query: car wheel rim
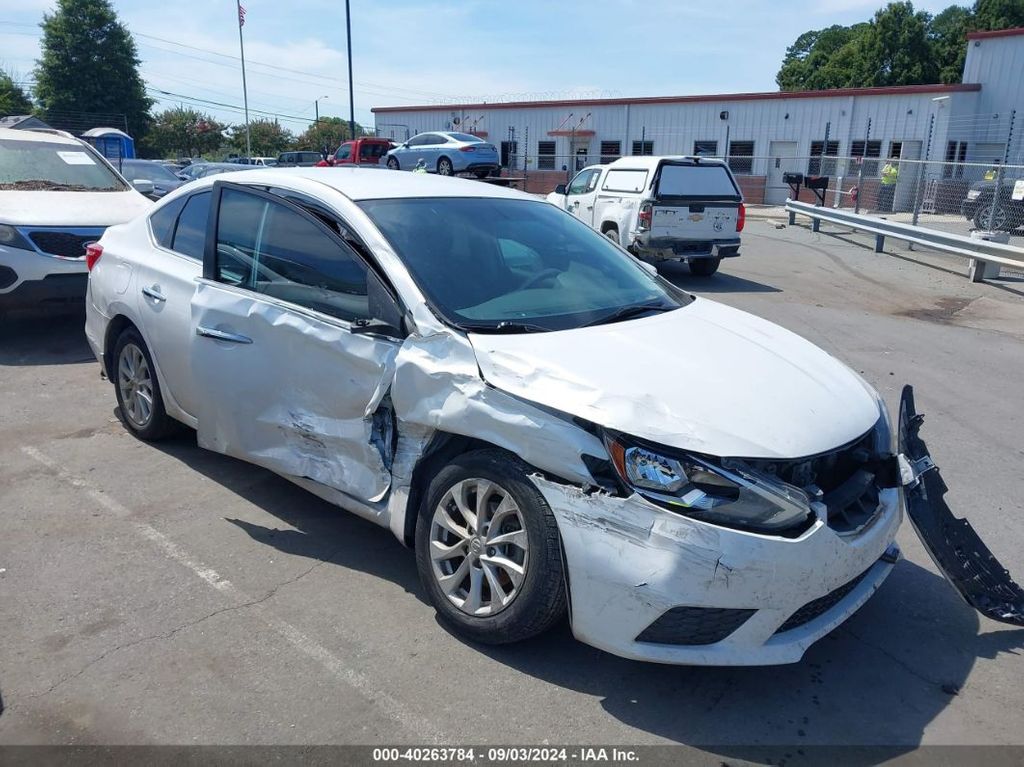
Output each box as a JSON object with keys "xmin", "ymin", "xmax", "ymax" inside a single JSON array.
[
  {"xmin": 429, "ymin": 478, "xmax": 528, "ymax": 617},
  {"xmin": 439, "ymin": 160, "xmax": 452, "ymax": 175},
  {"xmin": 388, "ymin": 159, "xmax": 398, "ymax": 169},
  {"xmin": 118, "ymin": 343, "xmax": 154, "ymax": 428}
]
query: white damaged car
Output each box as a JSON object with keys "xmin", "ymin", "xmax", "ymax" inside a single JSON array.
[{"xmin": 85, "ymin": 168, "xmax": 1022, "ymax": 665}]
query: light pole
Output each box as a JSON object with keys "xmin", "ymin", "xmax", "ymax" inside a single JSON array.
[{"xmin": 345, "ymin": 0, "xmax": 356, "ymax": 139}]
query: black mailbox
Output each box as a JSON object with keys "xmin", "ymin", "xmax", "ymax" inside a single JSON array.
[
  {"xmin": 804, "ymin": 175, "xmax": 829, "ymax": 192},
  {"xmin": 782, "ymin": 172, "xmax": 804, "ymax": 185}
]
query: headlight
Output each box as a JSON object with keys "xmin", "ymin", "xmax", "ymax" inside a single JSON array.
[
  {"xmin": 606, "ymin": 437, "xmax": 814, "ymax": 533},
  {"xmin": 966, "ymin": 190, "xmax": 981, "ymax": 200},
  {"xmin": 0, "ymin": 224, "xmax": 34, "ymax": 251}
]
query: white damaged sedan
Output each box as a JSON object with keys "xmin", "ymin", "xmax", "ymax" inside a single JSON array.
[{"xmin": 85, "ymin": 168, "xmax": 975, "ymax": 665}]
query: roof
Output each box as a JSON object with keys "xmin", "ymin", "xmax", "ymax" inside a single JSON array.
[
  {"xmin": 966, "ymin": 27, "xmax": 1024, "ymax": 41},
  {"xmin": 81, "ymin": 126, "xmax": 132, "ymax": 138},
  {"xmin": 0, "ymin": 126, "xmax": 83, "ymax": 145},
  {"xmin": 184, "ymin": 166, "xmax": 528, "ymax": 202},
  {"xmin": 371, "ymin": 83, "xmax": 980, "ymax": 114},
  {"xmin": 0, "ymin": 115, "xmax": 51, "ymax": 129}
]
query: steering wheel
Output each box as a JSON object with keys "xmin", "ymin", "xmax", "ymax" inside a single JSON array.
[{"xmin": 519, "ymin": 268, "xmax": 561, "ymax": 290}]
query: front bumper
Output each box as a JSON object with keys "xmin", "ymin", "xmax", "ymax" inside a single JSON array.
[
  {"xmin": 629, "ymin": 233, "xmax": 741, "ymax": 262},
  {"xmin": 0, "ymin": 243, "xmax": 89, "ymax": 311},
  {"xmin": 532, "ymin": 476, "xmax": 901, "ymax": 665}
]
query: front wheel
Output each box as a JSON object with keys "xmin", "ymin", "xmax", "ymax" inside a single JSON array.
[
  {"xmin": 415, "ymin": 450, "xmax": 567, "ymax": 644},
  {"xmin": 387, "ymin": 156, "xmax": 400, "ymax": 170},
  {"xmin": 973, "ymin": 200, "xmax": 1009, "ymax": 231},
  {"xmin": 437, "ymin": 157, "xmax": 454, "ymax": 176},
  {"xmin": 689, "ymin": 257, "xmax": 721, "ymax": 276}
]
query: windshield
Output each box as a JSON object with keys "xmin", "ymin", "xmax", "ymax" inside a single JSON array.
[
  {"xmin": 0, "ymin": 139, "xmax": 128, "ymax": 191},
  {"xmin": 121, "ymin": 162, "xmax": 179, "ymax": 182},
  {"xmin": 655, "ymin": 163, "xmax": 740, "ymax": 200},
  {"xmin": 358, "ymin": 197, "xmax": 689, "ymax": 332}
]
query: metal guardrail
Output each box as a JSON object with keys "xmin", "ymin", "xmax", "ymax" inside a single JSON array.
[{"xmin": 785, "ymin": 199, "xmax": 1024, "ymax": 282}]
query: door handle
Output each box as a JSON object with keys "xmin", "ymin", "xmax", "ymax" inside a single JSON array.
[
  {"xmin": 141, "ymin": 285, "xmax": 166, "ymax": 302},
  {"xmin": 196, "ymin": 326, "xmax": 253, "ymax": 344},
  {"xmin": 585, "ymin": 205, "xmax": 594, "ymax": 210}
]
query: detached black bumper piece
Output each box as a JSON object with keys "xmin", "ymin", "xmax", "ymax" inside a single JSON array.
[{"xmin": 899, "ymin": 385, "xmax": 1024, "ymax": 626}]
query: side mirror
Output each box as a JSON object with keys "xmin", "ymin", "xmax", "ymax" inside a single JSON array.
[
  {"xmin": 554, "ymin": 184, "xmax": 567, "ymax": 195},
  {"xmin": 131, "ymin": 179, "xmax": 155, "ymax": 195}
]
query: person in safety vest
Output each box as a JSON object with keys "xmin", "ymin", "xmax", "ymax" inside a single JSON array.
[{"xmin": 878, "ymin": 157, "xmax": 899, "ymax": 212}]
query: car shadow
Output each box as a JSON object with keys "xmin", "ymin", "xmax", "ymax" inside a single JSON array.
[
  {"xmin": 0, "ymin": 309, "xmax": 93, "ymax": 367},
  {"xmin": 146, "ymin": 431, "xmax": 1023, "ymax": 758},
  {"xmin": 657, "ymin": 262, "xmax": 782, "ymax": 294}
]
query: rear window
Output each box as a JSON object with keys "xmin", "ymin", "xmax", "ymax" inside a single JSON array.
[
  {"xmin": 0, "ymin": 138, "xmax": 128, "ymax": 192},
  {"xmin": 602, "ymin": 169, "xmax": 649, "ymax": 193},
  {"xmin": 360, "ymin": 142, "xmax": 389, "ymax": 160},
  {"xmin": 655, "ymin": 163, "xmax": 740, "ymax": 200},
  {"xmin": 448, "ymin": 133, "xmax": 482, "ymax": 143}
]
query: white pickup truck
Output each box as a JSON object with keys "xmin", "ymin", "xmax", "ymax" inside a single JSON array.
[{"xmin": 546, "ymin": 155, "xmax": 745, "ymax": 276}]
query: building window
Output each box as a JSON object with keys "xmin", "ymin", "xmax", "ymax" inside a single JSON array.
[
  {"xmin": 600, "ymin": 141, "xmax": 621, "ymax": 164},
  {"xmin": 537, "ymin": 140, "xmax": 556, "ymax": 170},
  {"xmin": 631, "ymin": 140, "xmax": 653, "ymax": 156},
  {"xmin": 500, "ymin": 140, "xmax": 518, "ymax": 168},
  {"xmin": 728, "ymin": 141, "xmax": 754, "ymax": 174},
  {"xmin": 850, "ymin": 139, "xmax": 882, "ymax": 175},
  {"xmin": 694, "ymin": 140, "xmax": 718, "ymax": 156},
  {"xmin": 808, "ymin": 140, "xmax": 839, "ymax": 176},
  {"xmin": 943, "ymin": 141, "xmax": 967, "ymax": 179}
]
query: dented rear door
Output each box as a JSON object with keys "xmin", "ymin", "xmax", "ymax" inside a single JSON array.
[{"xmin": 189, "ymin": 182, "xmax": 399, "ymax": 503}]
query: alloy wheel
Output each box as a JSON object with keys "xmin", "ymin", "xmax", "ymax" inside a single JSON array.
[
  {"xmin": 429, "ymin": 478, "xmax": 528, "ymax": 617},
  {"xmin": 438, "ymin": 158, "xmax": 453, "ymax": 176},
  {"xmin": 118, "ymin": 342, "xmax": 154, "ymax": 428}
]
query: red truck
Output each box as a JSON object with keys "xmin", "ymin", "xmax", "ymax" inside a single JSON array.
[{"xmin": 318, "ymin": 137, "xmax": 395, "ymax": 167}]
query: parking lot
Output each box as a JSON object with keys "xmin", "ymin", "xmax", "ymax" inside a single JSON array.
[{"xmin": 1, "ymin": 220, "xmax": 1023, "ymax": 758}]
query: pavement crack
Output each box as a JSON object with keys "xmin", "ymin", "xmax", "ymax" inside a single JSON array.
[{"xmin": 840, "ymin": 625, "xmax": 947, "ymax": 689}]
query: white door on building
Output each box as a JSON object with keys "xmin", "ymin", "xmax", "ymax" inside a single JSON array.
[
  {"xmin": 767, "ymin": 141, "xmax": 800, "ymax": 205},
  {"xmin": 894, "ymin": 140, "xmax": 922, "ymax": 212}
]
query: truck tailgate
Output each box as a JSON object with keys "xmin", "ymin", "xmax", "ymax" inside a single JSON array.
[{"xmin": 650, "ymin": 203, "xmax": 738, "ymax": 240}]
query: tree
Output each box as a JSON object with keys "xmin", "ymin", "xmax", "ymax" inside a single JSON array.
[
  {"xmin": 0, "ymin": 70, "xmax": 33, "ymax": 116},
  {"xmin": 972, "ymin": 0, "xmax": 1024, "ymax": 29},
  {"xmin": 229, "ymin": 118, "xmax": 293, "ymax": 157},
  {"xmin": 930, "ymin": 5, "xmax": 973, "ymax": 83},
  {"xmin": 33, "ymin": 0, "xmax": 152, "ymax": 139},
  {"xmin": 143, "ymin": 107, "xmax": 227, "ymax": 159},
  {"xmin": 857, "ymin": 2, "xmax": 939, "ymax": 86},
  {"xmin": 292, "ymin": 116, "xmax": 364, "ymax": 154},
  {"xmin": 776, "ymin": 25, "xmax": 869, "ymax": 91}
]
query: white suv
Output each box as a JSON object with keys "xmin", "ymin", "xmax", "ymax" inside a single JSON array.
[{"xmin": 0, "ymin": 127, "xmax": 152, "ymax": 314}]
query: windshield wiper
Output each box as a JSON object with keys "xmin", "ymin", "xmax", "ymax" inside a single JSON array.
[
  {"xmin": 460, "ymin": 320, "xmax": 552, "ymax": 334},
  {"xmin": 582, "ymin": 302, "xmax": 675, "ymax": 328}
]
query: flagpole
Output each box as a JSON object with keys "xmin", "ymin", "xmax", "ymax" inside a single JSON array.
[{"xmin": 236, "ymin": 0, "xmax": 251, "ymax": 157}]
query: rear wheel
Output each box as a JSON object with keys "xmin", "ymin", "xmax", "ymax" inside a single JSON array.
[
  {"xmin": 113, "ymin": 328, "xmax": 177, "ymax": 440},
  {"xmin": 603, "ymin": 226, "xmax": 619, "ymax": 246},
  {"xmin": 689, "ymin": 257, "xmax": 721, "ymax": 276},
  {"xmin": 474, "ymin": 169, "xmax": 490, "ymax": 179},
  {"xmin": 387, "ymin": 156, "xmax": 400, "ymax": 170},
  {"xmin": 973, "ymin": 200, "xmax": 1008, "ymax": 231},
  {"xmin": 415, "ymin": 450, "xmax": 567, "ymax": 644},
  {"xmin": 437, "ymin": 157, "xmax": 454, "ymax": 176}
]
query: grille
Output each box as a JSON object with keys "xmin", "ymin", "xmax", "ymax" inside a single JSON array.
[
  {"xmin": 636, "ymin": 606, "xmax": 756, "ymax": 646},
  {"xmin": 28, "ymin": 230, "xmax": 104, "ymax": 259},
  {"xmin": 775, "ymin": 567, "xmax": 871, "ymax": 634}
]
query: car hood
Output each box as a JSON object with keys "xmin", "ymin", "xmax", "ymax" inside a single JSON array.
[
  {"xmin": 0, "ymin": 190, "xmax": 152, "ymax": 227},
  {"xmin": 468, "ymin": 297, "xmax": 880, "ymax": 459}
]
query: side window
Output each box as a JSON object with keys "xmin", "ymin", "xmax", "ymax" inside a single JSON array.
[
  {"xmin": 214, "ymin": 188, "xmax": 370, "ymax": 323},
  {"xmin": 171, "ymin": 191, "xmax": 211, "ymax": 260},
  {"xmin": 567, "ymin": 169, "xmax": 595, "ymax": 195},
  {"xmin": 336, "ymin": 144, "xmax": 352, "ymax": 160},
  {"xmin": 149, "ymin": 196, "xmax": 187, "ymax": 248},
  {"xmin": 407, "ymin": 135, "xmax": 426, "ymax": 147}
]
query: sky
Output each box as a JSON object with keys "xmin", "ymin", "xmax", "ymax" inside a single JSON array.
[{"xmin": 0, "ymin": 0, "xmax": 960, "ymax": 133}]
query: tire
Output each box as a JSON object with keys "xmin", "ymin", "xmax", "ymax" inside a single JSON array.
[
  {"xmin": 437, "ymin": 157, "xmax": 454, "ymax": 176},
  {"xmin": 603, "ymin": 227, "xmax": 619, "ymax": 246},
  {"xmin": 415, "ymin": 449, "xmax": 567, "ymax": 645},
  {"xmin": 689, "ymin": 257, "xmax": 721, "ymax": 276},
  {"xmin": 474, "ymin": 169, "xmax": 490, "ymax": 179},
  {"xmin": 973, "ymin": 199, "xmax": 1008, "ymax": 231},
  {"xmin": 112, "ymin": 327, "xmax": 177, "ymax": 441},
  {"xmin": 387, "ymin": 156, "xmax": 400, "ymax": 171}
]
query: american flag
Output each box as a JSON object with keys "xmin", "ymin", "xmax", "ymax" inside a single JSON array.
[{"xmin": 238, "ymin": 3, "xmax": 247, "ymax": 27}]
